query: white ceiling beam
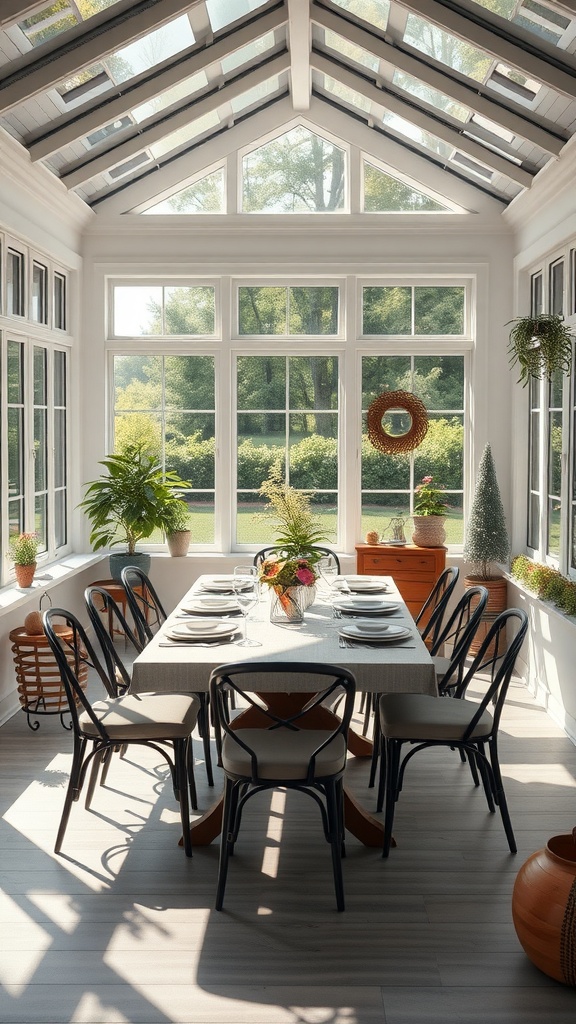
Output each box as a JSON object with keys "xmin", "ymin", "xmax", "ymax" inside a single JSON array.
[
  {"xmin": 60, "ymin": 54, "xmax": 290, "ymax": 188},
  {"xmin": 0, "ymin": 0, "xmax": 204, "ymax": 113},
  {"xmin": 312, "ymin": 5, "xmax": 566, "ymax": 156},
  {"xmin": 0, "ymin": 0, "xmax": 60, "ymax": 28},
  {"xmin": 395, "ymin": 0, "xmax": 576, "ymax": 97},
  {"xmin": 26, "ymin": 6, "xmax": 288, "ymax": 160},
  {"xmin": 312, "ymin": 52, "xmax": 535, "ymax": 187},
  {"xmin": 91, "ymin": 96, "xmax": 299, "ymax": 213},
  {"xmin": 287, "ymin": 0, "xmax": 311, "ymax": 110}
]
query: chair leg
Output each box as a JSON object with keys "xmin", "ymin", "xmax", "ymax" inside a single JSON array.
[
  {"xmin": 369, "ymin": 700, "xmax": 381, "ymax": 789},
  {"xmin": 362, "ymin": 691, "xmax": 373, "ymax": 736},
  {"xmin": 325, "ymin": 778, "xmax": 345, "ymax": 911},
  {"xmin": 376, "ymin": 729, "xmax": 387, "ymax": 812},
  {"xmin": 382, "ymin": 739, "xmax": 400, "ymax": 858},
  {"xmin": 473, "ymin": 742, "xmax": 496, "ymax": 812},
  {"xmin": 175, "ymin": 738, "xmax": 192, "ymax": 857},
  {"xmin": 85, "ymin": 744, "xmax": 104, "ymax": 808},
  {"xmin": 215, "ymin": 777, "xmax": 237, "ymax": 910},
  {"xmin": 197, "ymin": 693, "xmax": 214, "ymax": 787},
  {"xmin": 186, "ymin": 740, "xmax": 198, "ymax": 811},
  {"xmin": 489, "ymin": 739, "xmax": 517, "ymax": 854},
  {"xmin": 55, "ymin": 737, "xmax": 86, "ymax": 854}
]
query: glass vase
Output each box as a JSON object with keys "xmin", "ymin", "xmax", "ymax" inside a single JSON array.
[{"xmin": 269, "ymin": 585, "xmax": 306, "ymax": 624}]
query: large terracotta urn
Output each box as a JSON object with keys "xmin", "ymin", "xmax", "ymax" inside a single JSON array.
[
  {"xmin": 411, "ymin": 515, "xmax": 446, "ymax": 548},
  {"xmin": 464, "ymin": 574, "xmax": 507, "ymax": 655},
  {"xmin": 512, "ymin": 830, "xmax": 576, "ymax": 985}
]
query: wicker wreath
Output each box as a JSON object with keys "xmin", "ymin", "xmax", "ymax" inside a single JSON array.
[{"xmin": 367, "ymin": 390, "xmax": 429, "ymax": 454}]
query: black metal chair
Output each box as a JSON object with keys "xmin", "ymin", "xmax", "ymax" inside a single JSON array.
[
  {"xmin": 209, "ymin": 661, "xmax": 356, "ymax": 911},
  {"xmin": 120, "ymin": 565, "xmax": 167, "ymax": 645},
  {"xmin": 117, "ymin": 569, "xmax": 214, "ymax": 788},
  {"xmin": 415, "ymin": 566, "xmax": 459, "ymax": 649},
  {"xmin": 43, "ymin": 607, "xmax": 200, "ymax": 856},
  {"xmin": 376, "ymin": 608, "xmax": 528, "ymax": 857},
  {"xmin": 368, "ymin": 585, "xmax": 489, "ymax": 789},
  {"xmin": 253, "ymin": 545, "xmax": 341, "ymax": 573}
]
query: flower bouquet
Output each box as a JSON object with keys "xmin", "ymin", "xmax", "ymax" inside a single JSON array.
[
  {"xmin": 413, "ymin": 476, "xmax": 448, "ymax": 516},
  {"xmin": 258, "ymin": 556, "xmax": 318, "ymax": 623}
]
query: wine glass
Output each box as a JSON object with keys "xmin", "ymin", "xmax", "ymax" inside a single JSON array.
[{"xmin": 232, "ymin": 567, "xmax": 261, "ymax": 647}]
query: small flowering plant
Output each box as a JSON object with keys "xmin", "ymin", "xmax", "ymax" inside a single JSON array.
[
  {"xmin": 8, "ymin": 532, "xmax": 40, "ymax": 565},
  {"xmin": 413, "ymin": 476, "xmax": 448, "ymax": 517},
  {"xmin": 258, "ymin": 556, "xmax": 318, "ymax": 591}
]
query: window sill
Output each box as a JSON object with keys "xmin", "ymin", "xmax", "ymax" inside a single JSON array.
[{"xmin": 0, "ymin": 553, "xmax": 105, "ymax": 614}]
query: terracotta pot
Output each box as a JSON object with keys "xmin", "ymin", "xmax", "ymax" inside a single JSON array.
[
  {"xmin": 167, "ymin": 530, "xmax": 190, "ymax": 557},
  {"xmin": 14, "ymin": 563, "xmax": 36, "ymax": 588},
  {"xmin": 512, "ymin": 830, "xmax": 576, "ymax": 985},
  {"xmin": 411, "ymin": 515, "xmax": 446, "ymax": 548},
  {"xmin": 464, "ymin": 574, "xmax": 507, "ymax": 655}
]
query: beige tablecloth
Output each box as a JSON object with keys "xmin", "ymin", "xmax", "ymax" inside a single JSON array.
[{"xmin": 130, "ymin": 576, "xmax": 437, "ymax": 696}]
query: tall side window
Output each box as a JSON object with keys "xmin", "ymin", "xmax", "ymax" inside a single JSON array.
[
  {"xmin": 54, "ymin": 350, "xmax": 68, "ymax": 548},
  {"xmin": 54, "ymin": 272, "xmax": 67, "ymax": 331},
  {"xmin": 236, "ymin": 355, "xmax": 339, "ymax": 544},
  {"xmin": 33, "ymin": 346, "xmax": 48, "ymax": 552},
  {"xmin": 527, "ymin": 270, "xmax": 543, "ymax": 551},
  {"xmin": 7, "ymin": 340, "xmax": 25, "ymax": 540},
  {"xmin": 7, "ymin": 248, "xmax": 25, "ymax": 317},
  {"xmin": 113, "ymin": 355, "xmax": 216, "ymax": 544},
  {"xmin": 31, "ymin": 260, "xmax": 48, "ymax": 324}
]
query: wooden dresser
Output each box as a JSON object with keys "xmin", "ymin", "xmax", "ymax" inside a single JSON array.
[{"xmin": 355, "ymin": 543, "xmax": 447, "ymax": 618}]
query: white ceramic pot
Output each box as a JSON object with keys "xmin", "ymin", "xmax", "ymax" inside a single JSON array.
[{"xmin": 411, "ymin": 515, "xmax": 446, "ymax": 548}]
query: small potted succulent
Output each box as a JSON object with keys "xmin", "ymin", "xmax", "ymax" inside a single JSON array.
[{"xmin": 9, "ymin": 532, "xmax": 40, "ymax": 588}]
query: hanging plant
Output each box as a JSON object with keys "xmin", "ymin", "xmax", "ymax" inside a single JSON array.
[{"xmin": 507, "ymin": 313, "xmax": 574, "ymax": 387}]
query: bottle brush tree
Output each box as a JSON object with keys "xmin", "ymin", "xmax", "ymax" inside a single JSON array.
[{"xmin": 463, "ymin": 443, "xmax": 510, "ymax": 580}]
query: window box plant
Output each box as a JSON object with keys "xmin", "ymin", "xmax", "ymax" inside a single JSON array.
[
  {"xmin": 8, "ymin": 533, "xmax": 39, "ymax": 588},
  {"xmin": 80, "ymin": 444, "xmax": 190, "ymax": 580},
  {"xmin": 411, "ymin": 476, "xmax": 448, "ymax": 547}
]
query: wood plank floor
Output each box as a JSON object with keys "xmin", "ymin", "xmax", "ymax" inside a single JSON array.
[{"xmin": 2, "ymin": 673, "xmax": 576, "ymax": 1023}]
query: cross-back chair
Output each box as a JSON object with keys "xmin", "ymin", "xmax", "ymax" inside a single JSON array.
[
  {"xmin": 43, "ymin": 607, "xmax": 199, "ymax": 856},
  {"xmin": 209, "ymin": 661, "xmax": 356, "ymax": 911},
  {"xmin": 375, "ymin": 608, "xmax": 528, "ymax": 857},
  {"xmin": 117, "ymin": 568, "xmax": 214, "ymax": 787},
  {"xmin": 415, "ymin": 565, "xmax": 459, "ymax": 649}
]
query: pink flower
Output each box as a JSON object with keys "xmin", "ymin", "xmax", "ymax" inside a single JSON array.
[
  {"xmin": 295, "ymin": 566, "xmax": 316, "ymax": 586},
  {"xmin": 422, "ymin": 475, "xmax": 433, "ymax": 484}
]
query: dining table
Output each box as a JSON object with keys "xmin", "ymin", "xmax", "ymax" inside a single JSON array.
[{"xmin": 130, "ymin": 573, "xmax": 437, "ymax": 847}]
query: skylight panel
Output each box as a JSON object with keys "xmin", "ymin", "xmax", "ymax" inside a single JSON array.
[
  {"xmin": 85, "ymin": 116, "xmax": 133, "ymax": 148},
  {"xmin": 487, "ymin": 62, "xmax": 542, "ymax": 103},
  {"xmin": 148, "ymin": 112, "xmax": 220, "ymax": 160},
  {"xmin": 142, "ymin": 169, "xmax": 225, "ymax": 214},
  {"xmin": 56, "ymin": 64, "xmax": 110, "ymax": 104},
  {"xmin": 104, "ymin": 16, "xmax": 195, "ymax": 86},
  {"xmin": 130, "ymin": 72, "xmax": 208, "ymax": 124},
  {"xmin": 392, "ymin": 70, "xmax": 469, "ymax": 122},
  {"xmin": 324, "ymin": 30, "xmax": 381, "ymax": 72},
  {"xmin": 382, "ymin": 112, "xmax": 454, "ymax": 160},
  {"xmin": 470, "ymin": 113, "xmax": 515, "ymax": 143},
  {"xmin": 242, "ymin": 126, "xmax": 346, "ymax": 213},
  {"xmin": 17, "ymin": 0, "xmax": 124, "ymax": 48},
  {"xmin": 320, "ymin": 76, "xmax": 372, "ymax": 113},
  {"xmin": 230, "ymin": 77, "xmax": 280, "ymax": 114},
  {"xmin": 468, "ymin": 0, "xmax": 572, "ymax": 46},
  {"xmin": 329, "ymin": 0, "xmax": 390, "ymax": 32},
  {"xmin": 220, "ymin": 33, "xmax": 276, "ymax": 74},
  {"xmin": 206, "ymin": 0, "xmax": 269, "ymax": 33},
  {"xmin": 404, "ymin": 13, "xmax": 492, "ymax": 83}
]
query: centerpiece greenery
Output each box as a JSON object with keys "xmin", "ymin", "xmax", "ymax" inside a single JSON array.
[
  {"xmin": 258, "ymin": 472, "xmax": 329, "ymax": 560},
  {"xmin": 258, "ymin": 554, "xmax": 319, "ymax": 623},
  {"xmin": 80, "ymin": 444, "xmax": 190, "ymax": 578},
  {"xmin": 507, "ymin": 313, "xmax": 574, "ymax": 387}
]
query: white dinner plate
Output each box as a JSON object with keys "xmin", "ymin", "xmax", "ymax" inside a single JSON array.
[
  {"xmin": 333, "ymin": 598, "xmax": 400, "ymax": 616},
  {"xmin": 201, "ymin": 580, "xmax": 251, "ymax": 593},
  {"xmin": 166, "ymin": 620, "xmax": 239, "ymax": 641},
  {"xmin": 339, "ymin": 621, "xmax": 412, "ymax": 642},
  {"xmin": 181, "ymin": 597, "xmax": 239, "ymax": 614},
  {"xmin": 345, "ymin": 581, "xmax": 389, "ymax": 593}
]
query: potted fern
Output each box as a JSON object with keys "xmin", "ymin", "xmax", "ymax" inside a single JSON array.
[{"xmin": 507, "ymin": 313, "xmax": 574, "ymax": 386}]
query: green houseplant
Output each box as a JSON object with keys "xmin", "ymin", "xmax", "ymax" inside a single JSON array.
[
  {"xmin": 164, "ymin": 500, "xmax": 191, "ymax": 557},
  {"xmin": 507, "ymin": 313, "xmax": 574, "ymax": 387},
  {"xmin": 411, "ymin": 475, "xmax": 448, "ymax": 547},
  {"xmin": 258, "ymin": 473, "xmax": 329, "ymax": 561},
  {"xmin": 80, "ymin": 444, "xmax": 190, "ymax": 579},
  {"xmin": 463, "ymin": 443, "xmax": 510, "ymax": 652},
  {"xmin": 8, "ymin": 532, "xmax": 40, "ymax": 588}
]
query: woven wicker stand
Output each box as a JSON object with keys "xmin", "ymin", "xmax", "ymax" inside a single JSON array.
[{"xmin": 9, "ymin": 625, "xmax": 88, "ymax": 731}]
